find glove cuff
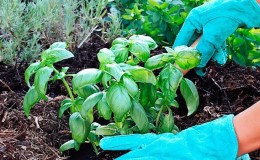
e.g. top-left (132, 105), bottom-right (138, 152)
top-left (249, 0), bottom-right (260, 11)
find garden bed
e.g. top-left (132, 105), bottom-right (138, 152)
top-left (0, 35), bottom-right (260, 159)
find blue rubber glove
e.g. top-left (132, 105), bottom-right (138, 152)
top-left (100, 115), bottom-right (250, 160)
top-left (173, 0), bottom-right (260, 70)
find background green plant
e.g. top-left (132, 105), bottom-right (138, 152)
top-left (109, 0), bottom-right (205, 45)
top-left (0, 0), bottom-right (121, 65)
top-left (23, 35), bottom-right (201, 154)
top-left (227, 28), bottom-right (260, 67)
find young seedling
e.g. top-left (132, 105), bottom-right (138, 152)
top-left (23, 35), bottom-right (201, 155)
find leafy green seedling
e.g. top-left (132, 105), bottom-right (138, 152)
top-left (23, 35), bottom-right (201, 155)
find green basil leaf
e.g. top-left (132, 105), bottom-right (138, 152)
top-left (233, 37), bottom-right (245, 48)
top-left (180, 78), bottom-right (199, 116)
top-left (34, 66), bottom-right (53, 100)
top-left (160, 109), bottom-right (174, 133)
top-left (145, 53), bottom-right (174, 70)
top-left (61, 67), bottom-right (69, 73)
top-left (59, 102), bottom-right (72, 118)
top-left (105, 63), bottom-right (124, 82)
top-left (95, 125), bottom-right (117, 136)
top-left (147, 84), bottom-right (157, 105)
top-left (88, 131), bottom-right (99, 145)
top-left (130, 101), bottom-right (149, 133)
top-left (130, 67), bottom-right (156, 85)
top-left (43, 48), bottom-right (74, 64)
top-left (72, 69), bottom-right (103, 91)
top-left (23, 86), bottom-right (41, 117)
top-left (72, 97), bottom-right (84, 113)
top-left (69, 112), bottom-right (90, 143)
top-left (168, 99), bottom-right (179, 108)
top-left (129, 35), bottom-right (158, 50)
top-left (129, 41), bottom-right (150, 62)
top-left (97, 93), bottom-right (112, 120)
top-left (97, 48), bottom-right (115, 64)
top-left (61, 98), bottom-right (72, 106)
top-left (59, 140), bottom-right (76, 152)
top-left (112, 37), bottom-right (129, 46)
top-left (50, 42), bottom-right (67, 49)
top-left (107, 84), bottom-right (132, 122)
top-left (80, 92), bottom-right (103, 119)
top-left (139, 83), bottom-right (149, 107)
top-left (145, 54), bottom-right (166, 70)
top-left (165, 47), bottom-right (177, 57)
top-left (174, 46), bottom-right (201, 70)
top-left (120, 64), bottom-right (156, 85)
top-left (101, 72), bottom-right (112, 88)
top-left (76, 85), bottom-right (100, 99)
top-left (25, 61), bottom-right (42, 87)
top-left (159, 64), bottom-right (183, 101)
top-left (122, 76), bottom-right (139, 100)
top-left (110, 44), bottom-right (129, 63)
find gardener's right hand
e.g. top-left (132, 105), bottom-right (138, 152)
top-left (100, 115), bottom-right (250, 160)
top-left (173, 0), bottom-right (260, 70)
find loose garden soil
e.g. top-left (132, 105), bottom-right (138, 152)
top-left (1, 35), bottom-right (260, 159)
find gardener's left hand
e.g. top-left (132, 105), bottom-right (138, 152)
top-left (100, 115), bottom-right (250, 160)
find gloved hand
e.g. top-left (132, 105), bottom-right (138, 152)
top-left (173, 0), bottom-right (260, 70)
top-left (100, 115), bottom-right (250, 160)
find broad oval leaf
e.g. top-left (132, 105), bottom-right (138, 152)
top-left (139, 83), bottom-right (150, 107)
top-left (120, 64), bottom-right (156, 85)
top-left (69, 112), bottom-right (90, 143)
top-left (101, 72), bottom-right (112, 88)
top-left (145, 53), bottom-right (174, 70)
top-left (43, 48), bottom-right (74, 64)
top-left (50, 42), bottom-right (67, 49)
top-left (122, 76), bottom-right (139, 100)
top-left (159, 64), bottom-right (183, 101)
top-left (174, 46), bottom-right (201, 70)
top-left (80, 92), bottom-right (103, 119)
top-left (97, 93), bottom-right (112, 120)
top-left (104, 63), bottom-right (124, 82)
top-left (25, 61), bottom-right (42, 87)
top-left (112, 37), bottom-right (129, 46)
top-left (130, 67), bottom-right (156, 85)
top-left (180, 78), bottom-right (199, 116)
top-left (233, 37), bottom-right (245, 48)
top-left (129, 35), bottom-right (158, 50)
top-left (145, 54), bottom-right (166, 70)
top-left (147, 84), bottom-right (157, 105)
top-left (129, 41), bottom-right (150, 62)
top-left (160, 109), bottom-right (174, 133)
top-left (88, 131), bottom-right (99, 144)
top-left (59, 140), bottom-right (76, 152)
top-left (95, 125), bottom-right (117, 136)
top-left (23, 86), bottom-right (41, 117)
top-left (76, 85), bottom-right (100, 99)
top-left (107, 84), bottom-right (132, 122)
top-left (110, 44), bottom-right (129, 63)
top-left (34, 66), bottom-right (53, 99)
top-left (130, 101), bottom-right (149, 133)
top-left (59, 102), bottom-right (72, 118)
top-left (97, 48), bottom-right (115, 64)
top-left (72, 69), bottom-right (103, 91)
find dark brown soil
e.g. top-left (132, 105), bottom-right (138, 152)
top-left (1, 35), bottom-right (260, 159)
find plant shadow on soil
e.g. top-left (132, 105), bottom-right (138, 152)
top-left (1, 35), bottom-right (260, 159)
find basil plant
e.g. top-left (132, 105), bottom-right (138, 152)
top-left (23, 35), bottom-right (201, 154)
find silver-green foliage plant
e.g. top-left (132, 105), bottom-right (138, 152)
top-left (0, 0), bottom-right (119, 65)
top-left (23, 35), bottom-right (201, 154)
top-left (0, 0), bottom-right (42, 65)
